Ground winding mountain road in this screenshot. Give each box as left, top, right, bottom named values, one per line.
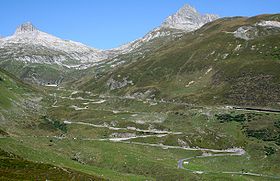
left=49, top=92, right=280, bottom=179
left=64, top=121, right=182, bottom=135
left=178, top=152, right=280, bottom=179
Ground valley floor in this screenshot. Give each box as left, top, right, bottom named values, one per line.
left=1, top=87, right=280, bottom=180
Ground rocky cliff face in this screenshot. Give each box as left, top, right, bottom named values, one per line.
left=15, top=22, right=36, bottom=34
left=161, top=4, right=219, bottom=31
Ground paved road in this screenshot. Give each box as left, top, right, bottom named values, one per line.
left=233, top=106, right=280, bottom=114
left=178, top=152, right=280, bottom=179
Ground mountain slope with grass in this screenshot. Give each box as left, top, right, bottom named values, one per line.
left=0, top=4, right=218, bottom=86
left=79, top=14, right=280, bottom=108
left=0, top=22, right=109, bottom=85
left=0, top=67, right=44, bottom=135
left=1, top=4, right=280, bottom=181
left=0, top=69, right=130, bottom=181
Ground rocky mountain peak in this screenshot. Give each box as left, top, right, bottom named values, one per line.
left=178, top=4, right=198, bottom=14
left=0, top=22, right=111, bottom=68
left=15, top=22, right=38, bottom=35
left=161, top=4, right=219, bottom=32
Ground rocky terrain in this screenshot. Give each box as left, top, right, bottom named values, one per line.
left=0, top=4, right=280, bottom=181
left=0, top=4, right=218, bottom=85
left=79, top=13, right=280, bottom=108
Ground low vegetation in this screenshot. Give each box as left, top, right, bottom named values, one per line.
left=0, top=149, right=103, bottom=181
left=215, top=113, right=246, bottom=123
left=38, top=116, right=67, bottom=133
left=1, top=13, right=280, bottom=181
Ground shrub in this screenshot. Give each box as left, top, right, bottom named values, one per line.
left=264, top=146, right=276, bottom=156
left=271, top=49, right=280, bottom=60
left=274, top=120, right=280, bottom=129
left=39, top=116, right=67, bottom=133
left=246, top=128, right=276, bottom=141
left=215, top=113, right=246, bottom=123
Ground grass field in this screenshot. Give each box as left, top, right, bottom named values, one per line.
left=1, top=88, right=278, bottom=180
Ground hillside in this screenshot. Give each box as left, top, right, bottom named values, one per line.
left=0, top=68, right=113, bottom=180
left=0, top=5, right=218, bottom=86
left=79, top=14, right=280, bottom=108
left=0, top=4, right=280, bottom=181
left=0, top=68, right=43, bottom=135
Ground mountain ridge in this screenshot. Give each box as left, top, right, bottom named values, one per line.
left=0, top=4, right=219, bottom=67
left=78, top=13, right=280, bottom=108
left=114, top=4, right=219, bottom=54
left=0, top=22, right=108, bottom=68
left=1, top=4, right=280, bottom=181
left=0, top=4, right=220, bottom=85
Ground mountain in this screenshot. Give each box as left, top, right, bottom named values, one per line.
left=161, top=4, right=219, bottom=31
left=0, top=22, right=112, bottom=85
left=95, top=4, right=219, bottom=76
left=114, top=4, right=219, bottom=55
left=0, top=22, right=109, bottom=68
left=79, top=14, right=280, bottom=108
left=0, top=4, right=219, bottom=86
left=1, top=4, right=280, bottom=181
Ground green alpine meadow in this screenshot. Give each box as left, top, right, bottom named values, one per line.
left=0, top=2, right=280, bottom=181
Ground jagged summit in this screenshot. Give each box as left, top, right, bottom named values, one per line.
left=179, top=4, right=198, bottom=14
left=161, top=4, right=219, bottom=31
left=15, top=22, right=38, bottom=35
left=114, top=4, right=219, bottom=54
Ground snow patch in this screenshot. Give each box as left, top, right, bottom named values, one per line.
left=257, top=21, right=280, bottom=28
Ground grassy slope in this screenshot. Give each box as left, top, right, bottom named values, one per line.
left=0, top=148, right=104, bottom=181
left=79, top=14, right=280, bottom=108
left=0, top=137, right=198, bottom=181
left=1, top=14, right=280, bottom=181
left=1, top=82, right=280, bottom=180
left=0, top=68, right=34, bottom=108
left=44, top=89, right=280, bottom=180
left=0, top=59, right=68, bottom=84
left=0, top=68, right=45, bottom=135
left=0, top=71, right=134, bottom=180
